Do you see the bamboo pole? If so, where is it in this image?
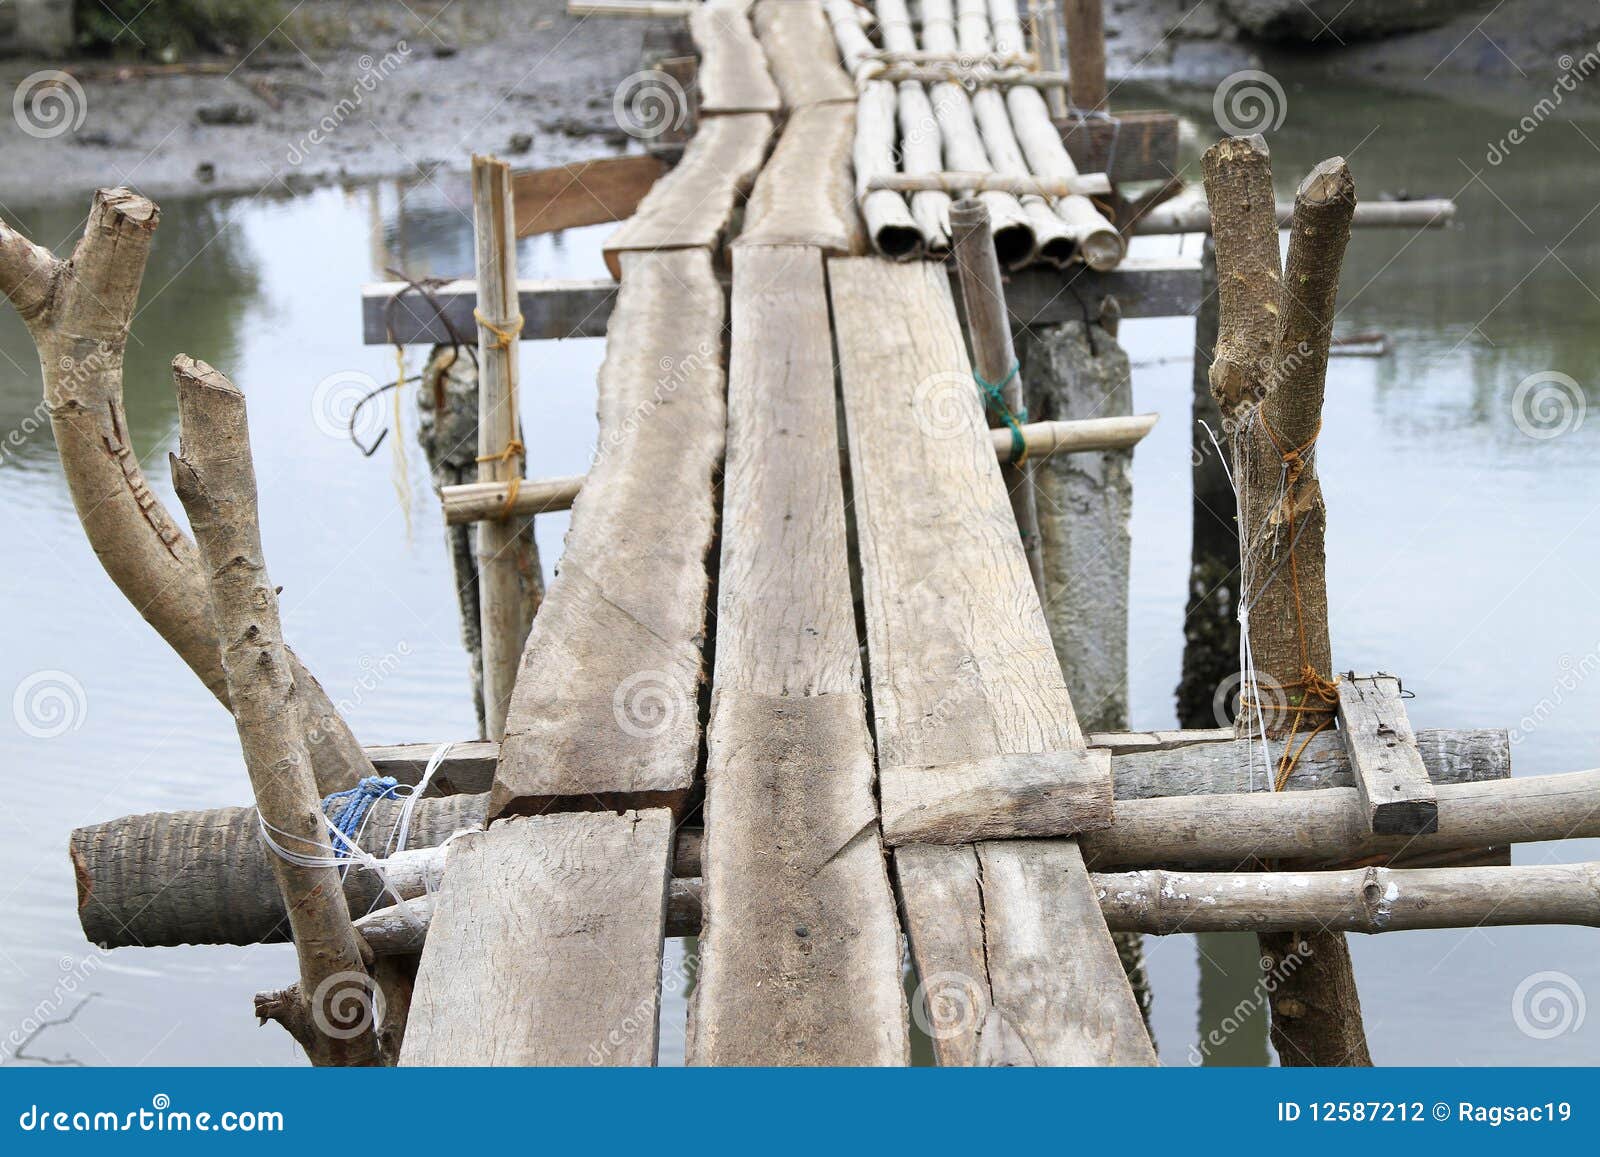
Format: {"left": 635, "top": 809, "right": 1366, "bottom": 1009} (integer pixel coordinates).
{"left": 1135, "top": 196, "right": 1456, "bottom": 236}
{"left": 957, "top": 0, "right": 1076, "bottom": 265}
{"left": 866, "top": 171, "right": 1108, "bottom": 196}
{"left": 438, "top": 414, "right": 1157, "bottom": 525}
{"left": 352, "top": 859, "right": 1600, "bottom": 954}
{"left": 871, "top": 63, "right": 1069, "bottom": 86}
{"left": 919, "top": 0, "right": 1038, "bottom": 269}
{"left": 1060, "top": 0, "right": 1107, "bottom": 112}
{"left": 0, "top": 191, "right": 367, "bottom": 795}
{"left": 950, "top": 198, "right": 1046, "bottom": 595}
{"left": 1203, "top": 134, "right": 1372, "bottom": 1069}
{"left": 471, "top": 155, "right": 543, "bottom": 741}
{"left": 1027, "top": 0, "right": 1066, "bottom": 117}
{"left": 168, "top": 356, "right": 381, "bottom": 1067}
{"left": 824, "top": 0, "right": 925, "bottom": 259}
{"left": 875, "top": 0, "right": 952, "bottom": 253}
{"left": 988, "top": 0, "right": 1125, "bottom": 269}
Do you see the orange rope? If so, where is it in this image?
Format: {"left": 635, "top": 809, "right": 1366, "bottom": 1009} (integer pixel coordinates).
{"left": 473, "top": 307, "right": 526, "bottom": 521}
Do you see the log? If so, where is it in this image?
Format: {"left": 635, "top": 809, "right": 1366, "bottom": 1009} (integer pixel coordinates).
{"left": 950, "top": 198, "right": 1045, "bottom": 594}
{"left": 435, "top": 416, "right": 1158, "bottom": 526}
{"left": 689, "top": 245, "right": 909, "bottom": 1065}
{"left": 918, "top": 0, "right": 1037, "bottom": 268}
{"left": 989, "top": 0, "right": 1124, "bottom": 269}
{"left": 751, "top": 0, "right": 853, "bottom": 107}
{"left": 875, "top": 0, "right": 953, "bottom": 254}
{"left": 471, "top": 156, "right": 543, "bottom": 741}
{"left": 169, "top": 357, "right": 379, "bottom": 1066}
{"left": 1337, "top": 674, "right": 1439, "bottom": 835}
{"left": 823, "top": 0, "right": 923, "bottom": 260}
{"left": 691, "top": 1, "right": 782, "bottom": 115}
{"left": 736, "top": 102, "right": 864, "bottom": 255}
{"left": 1134, "top": 196, "right": 1457, "bottom": 235}
{"left": 512, "top": 155, "right": 666, "bottom": 236}
{"left": 830, "top": 255, "right": 1149, "bottom": 1065}
{"left": 493, "top": 249, "right": 724, "bottom": 816}
{"left": 0, "top": 191, "right": 367, "bottom": 795}
{"left": 400, "top": 811, "right": 674, "bottom": 1065}
{"left": 603, "top": 112, "right": 773, "bottom": 277}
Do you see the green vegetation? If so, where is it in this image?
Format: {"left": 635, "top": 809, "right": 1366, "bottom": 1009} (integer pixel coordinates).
{"left": 77, "top": 0, "right": 285, "bottom": 58}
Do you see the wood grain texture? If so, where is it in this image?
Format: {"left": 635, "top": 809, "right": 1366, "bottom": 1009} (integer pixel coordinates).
{"left": 690, "top": 245, "right": 908, "bottom": 1065}
{"left": 752, "top": 0, "right": 853, "bottom": 107}
{"left": 1337, "top": 674, "right": 1439, "bottom": 834}
{"left": 400, "top": 810, "right": 673, "bottom": 1066}
{"left": 513, "top": 155, "right": 665, "bottom": 236}
{"left": 737, "top": 103, "right": 865, "bottom": 255}
{"left": 603, "top": 113, "right": 773, "bottom": 277}
{"left": 492, "top": 250, "right": 724, "bottom": 816}
{"left": 828, "top": 257, "right": 1111, "bottom": 834}
{"left": 692, "top": 2, "right": 781, "bottom": 115}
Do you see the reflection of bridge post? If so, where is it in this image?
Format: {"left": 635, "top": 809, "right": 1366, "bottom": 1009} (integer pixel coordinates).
{"left": 1176, "top": 237, "right": 1269, "bottom": 1066}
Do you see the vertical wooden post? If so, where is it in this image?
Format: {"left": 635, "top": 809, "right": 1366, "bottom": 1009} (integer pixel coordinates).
{"left": 169, "top": 356, "right": 381, "bottom": 1067}
{"left": 950, "top": 197, "right": 1045, "bottom": 596}
{"left": 1202, "top": 135, "right": 1372, "bottom": 1068}
{"left": 1028, "top": 0, "right": 1068, "bottom": 119}
{"left": 1061, "top": 0, "right": 1108, "bottom": 113}
{"left": 472, "top": 155, "right": 543, "bottom": 741}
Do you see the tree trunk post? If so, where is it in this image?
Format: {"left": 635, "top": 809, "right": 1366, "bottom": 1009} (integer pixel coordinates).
{"left": 1201, "top": 135, "right": 1373, "bottom": 1068}
{"left": 949, "top": 197, "right": 1046, "bottom": 596}
{"left": 169, "top": 356, "right": 382, "bottom": 1067}
{"left": 0, "top": 190, "right": 367, "bottom": 796}
{"left": 471, "top": 155, "right": 544, "bottom": 740}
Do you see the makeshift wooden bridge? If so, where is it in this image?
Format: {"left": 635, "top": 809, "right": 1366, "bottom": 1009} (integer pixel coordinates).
{"left": 17, "top": 0, "right": 1592, "bottom": 1069}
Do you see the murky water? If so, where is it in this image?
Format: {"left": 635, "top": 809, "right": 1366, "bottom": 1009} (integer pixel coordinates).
{"left": 2, "top": 76, "right": 1597, "bottom": 1066}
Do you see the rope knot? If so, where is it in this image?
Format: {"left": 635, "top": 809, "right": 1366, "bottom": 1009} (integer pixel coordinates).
{"left": 473, "top": 308, "right": 524, "bottom": 352}
{"left": 975, "top": 362, "right": 1028, "bottom": 463}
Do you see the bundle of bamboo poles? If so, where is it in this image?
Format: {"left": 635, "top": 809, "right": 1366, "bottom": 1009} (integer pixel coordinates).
{"left": 824, "top": 0, "right": 1122, "bottom": 268}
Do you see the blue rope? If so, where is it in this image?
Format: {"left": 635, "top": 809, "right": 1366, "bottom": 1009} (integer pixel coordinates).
{"left": 975, "top": 362, "right": 1028, "bottom": 464}
{"left": 321, "top": 776, "right": 400, "bottom": 859}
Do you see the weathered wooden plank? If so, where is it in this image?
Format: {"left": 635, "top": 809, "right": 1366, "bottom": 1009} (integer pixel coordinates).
{"left": 492, "top": 249, "right": 723, "bottom": 816}
{"left": 603, "top": 113, "right": 772, "bottom": 277}
{"left": 752, "top": 0, "right": 853, "bottom": 107}
{"left": 361, "top": 279, "right": 615, "bottom": 345}
{"left": 736, "top": 103, "right": 865, "bottom": 255}
{"left": 512, "top": 154, "right": 666, "bottom": 236}
{"left": 1337, "top": 674, "right": 1440, "bottom": 835}
{"left": 829, "top": 257, "right": 1112, "bottom": 840}
{"left": 830, "top": 256, "right": 1149, "bottom": 1065}
{"left": 691, "top": 2, "right": 781, "bottom": 115}
{"left": 999, "top": 257, "right": 1203, "bottom": 325}
{"left": 400, "top": 810, "right": 673, "bottom": 1066}
{"left": 1057, "top": 109, "right": 1180, "bottom": 184}
{"left": 689, "top": 245, "right": 907, "bottom": 1064}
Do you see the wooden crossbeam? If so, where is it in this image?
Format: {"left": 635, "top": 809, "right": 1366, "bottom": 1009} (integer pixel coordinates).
{"left": 360, "top": 259, "right": 1204, "bottom": 346}
{"left": 491, "top": 249, "right": 724, "bottom": 817}
{"left": 830, "top": 256, "right": 1151, "bottom": 1065}
{"left": 1337, "top": 674, "right": 1440, "bottom": 835}
{"left": 512, "top": 155, "right": 666, "bottom": 237}
{"left": 400, "top": 811, "right": 674, "bottom": 1065}
{"left": 690, "top": 245, "right": 908, "bottom": 1064}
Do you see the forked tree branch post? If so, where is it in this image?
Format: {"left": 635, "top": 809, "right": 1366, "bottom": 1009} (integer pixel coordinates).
{"left": 169, "top": 356, "right": 382, "bottom": 1068}
{"left": 471, "top": 155, "right": 544, "bottom": 740}
{"left": 1202, "top": 136, "right": 1373, "bottom": 1068}
{"left": 0, "top": 190, "right": 369, "bottom": 796}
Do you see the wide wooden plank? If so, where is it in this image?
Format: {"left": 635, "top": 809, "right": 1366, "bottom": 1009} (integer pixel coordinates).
{"left": 491, "top": 250, "right": 723, "bottom": 816}
{"left": 399, "top": 809, "right": 673, "bottom": 1066}
{"left": 692, "top": 1, "right": 781, "bottom": 115}
{"left": 688, "top": 245, "right": 908, "bottom": 1064}
{"left": 1337, "top": 674, "right": 1440, "bottom": 835}
{"left": 512, "top": 154, "right": 666, "bottom": 236}
{"left": 736, "top": 103, "right": 865, "bottom": 255}
{"left": 828, "top": 257, "right": 1112, "bottom": 840}
{"left": 752, "top": 0, "right": 853, "bottom": 107}
{"left": 603, "top": 113, "right": 773, "bottom": 277}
